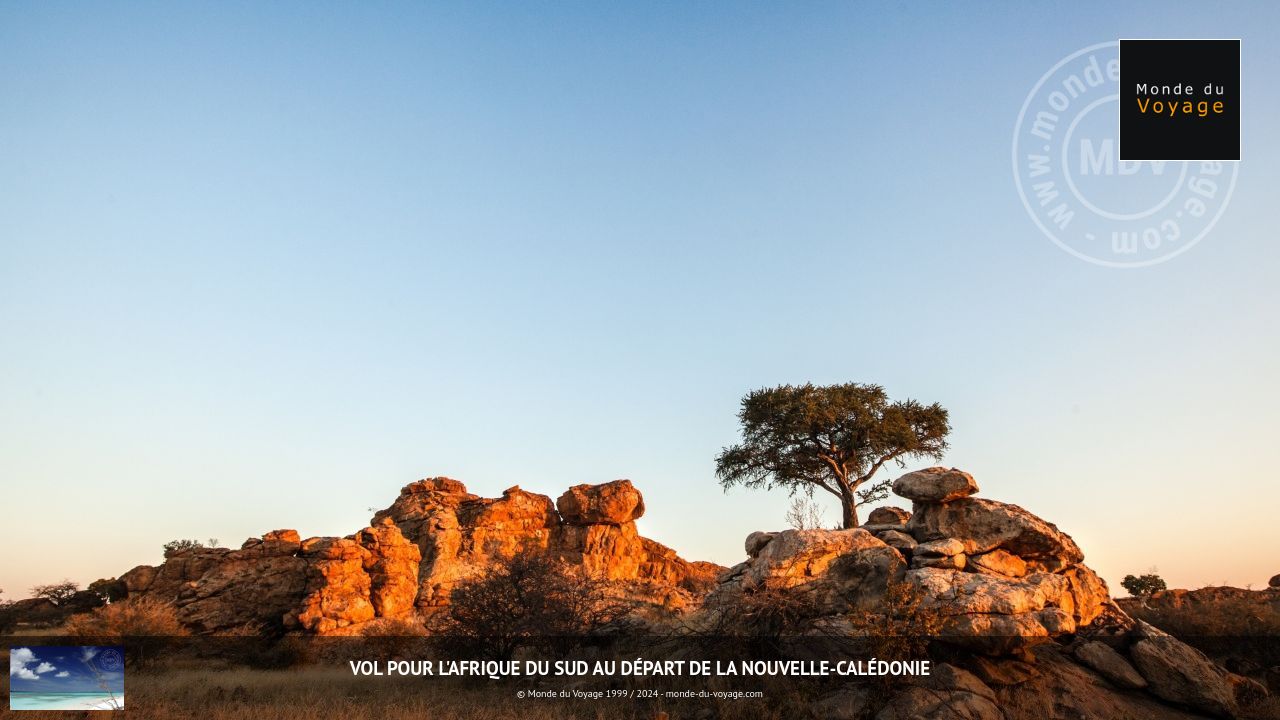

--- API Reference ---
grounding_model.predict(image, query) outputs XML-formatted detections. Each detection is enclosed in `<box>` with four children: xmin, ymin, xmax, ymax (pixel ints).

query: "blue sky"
<box><xmin>8</xmin><ymin>646</ymin><xmax>124</xmax><ymax>694</ymax></box>
<box><xmin>1</xmin><ymin>2</ymin><xmax>1278</xmax><ymax>598</ymax></box>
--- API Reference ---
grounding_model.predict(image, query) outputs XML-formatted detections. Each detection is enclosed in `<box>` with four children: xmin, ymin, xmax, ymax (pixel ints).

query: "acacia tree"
<box><xmin>30</xmin><ymin>580</ymin><xmax>79</xmax><ymax>606</ymax></box>
<box><xmin>715</xmin><ymin>383</ymin><xmax>950</xmax><ymax>528</ymax></box>
<box><xmin>1121</xmin><ymin>573</ymin><xmax>1167</xmax><ymax>598</ymax></box>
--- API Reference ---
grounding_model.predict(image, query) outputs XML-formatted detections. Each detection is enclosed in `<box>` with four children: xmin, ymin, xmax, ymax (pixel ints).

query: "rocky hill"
<box><xmin>104</xmin><ymin>468</ymin><xmax>1273</xmax><ymax>718</ymax></box>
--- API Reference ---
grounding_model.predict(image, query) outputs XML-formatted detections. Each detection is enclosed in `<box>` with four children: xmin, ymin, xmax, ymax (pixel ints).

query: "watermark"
<box><xmin>1012</xmin><ymin>41</ymin><xmax>1238</xmax><ymax>267</ymax></box>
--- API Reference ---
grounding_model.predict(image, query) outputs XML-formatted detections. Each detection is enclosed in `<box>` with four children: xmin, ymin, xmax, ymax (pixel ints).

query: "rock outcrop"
<box><xmin>707</xmin><ymin>467</ymin><xmax>1266</xmax><ymax>718</ymax></box>
<box><xmin>368</xmin><ymin>478</ymin><xmax>717</xmax><ymax>610</ymax></box>
<box><xmin>122</xmin><ymin>478</ymin><xmax>716</xmax><ymax>634</ymax></box>
<box><xmin>102</xmin><ymin>465</ymin><xmax>1269</xmax><ymax>717</ymax></box>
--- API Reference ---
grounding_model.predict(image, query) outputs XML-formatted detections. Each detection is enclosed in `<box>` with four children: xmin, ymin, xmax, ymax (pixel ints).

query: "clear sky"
<box><xmin>2</xmin><ymin>2</ymin><xmax>1278</xmax><ymax>600</ymax></box>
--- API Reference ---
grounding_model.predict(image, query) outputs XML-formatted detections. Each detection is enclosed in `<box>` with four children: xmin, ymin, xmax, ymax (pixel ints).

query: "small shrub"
<box><xmin>163</xmin><ymin>538</ymin><xmax>205</xmax><ymax>556</ymax></box>
<box><xmin>785</xmin><ymin>495</ymin><xmax>827</xmax><ymax>531</ymax></box>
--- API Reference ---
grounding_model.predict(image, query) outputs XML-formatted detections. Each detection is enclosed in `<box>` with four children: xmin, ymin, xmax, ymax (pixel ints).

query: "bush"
<box><xmin>63</xmin><ymin>597</ymin><xmax>189</xmax><ymax>669</ymax></box>
<box><xmin>63</xmin><ymin>596</ymin><xmax>187</xmax><ymax>638</ymax></box>
<box><xmin>431</xmin><ymin>552</ymin><xmax>631</xmax><ymax>661</ymax></box>
<box><xmin>163</xmin><ymin>538</ymin><xmax>205</xmax><ymax>556</ymax></box>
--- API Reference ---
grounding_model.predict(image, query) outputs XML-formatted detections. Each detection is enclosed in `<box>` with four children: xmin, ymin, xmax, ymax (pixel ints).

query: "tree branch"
<box><xmin>858</xmin><ymin>449</ymin><xmax>907</xmax><ymax>484</ymax></box>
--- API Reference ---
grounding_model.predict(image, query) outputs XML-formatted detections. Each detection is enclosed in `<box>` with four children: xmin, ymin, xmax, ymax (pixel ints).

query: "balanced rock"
<box><xmin>745</xmin><ymin>531</ymin><xmax>777</xmax><ymax>558</ymax></box>
<box><xmin>908</xmin><ymin>497</ymin><xmax>1084</xmax><ymax>571</ymax></box>
<box><xmin>892</xmin><ymin>467</ymin><xmax>978</xmax><ymax>503</ymax></box>
<box><xmin>1270</xmin><ymin>574</ymin><xmax>1280</xmax><ymax>588</ymax></box>
<box><xmin>866</xmin><ymin>506</ymin><xmax>910</xmax><ymax>526</ymax></box>
<box><xmin>557</xmin><ymin>479</ymin><xmax>645</xmax><ymax>526</ymax></box>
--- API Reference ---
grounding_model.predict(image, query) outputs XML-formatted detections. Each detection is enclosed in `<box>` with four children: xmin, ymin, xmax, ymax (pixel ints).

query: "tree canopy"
<box><xmin>715</xmin><ymin>382</ymin><xmax>950</xmax><ymax>528</ymax></box>
<box><xmin>30</xmin><ymin>580</ymin><xmax>79</xmax><ymax>606</ymax></box>
<box><xmin>1121</xmin><ymin>573</ymin><xmax>1167</xmax><ymax>598</ymax></box>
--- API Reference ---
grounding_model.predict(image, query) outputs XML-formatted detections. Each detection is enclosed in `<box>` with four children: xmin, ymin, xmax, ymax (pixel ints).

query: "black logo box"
<box><xmin>1119</xmin><ymin>39</ymin><xmax>1240</xmax><ymax>161</ymax></box>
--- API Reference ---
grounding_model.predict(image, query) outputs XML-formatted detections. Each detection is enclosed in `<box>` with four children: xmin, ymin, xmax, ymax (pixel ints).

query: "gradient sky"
<box><xmin>2</xmin><ymin>2</ymin><xmax>1278</xmax><ymax>600</ymax></box>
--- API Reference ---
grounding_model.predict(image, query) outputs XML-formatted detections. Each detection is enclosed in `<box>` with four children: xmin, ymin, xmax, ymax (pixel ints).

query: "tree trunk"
<box><xmin>839</xmin><ymin>485</ymin><xmax>858</xmax><ymax>529</ymax></box>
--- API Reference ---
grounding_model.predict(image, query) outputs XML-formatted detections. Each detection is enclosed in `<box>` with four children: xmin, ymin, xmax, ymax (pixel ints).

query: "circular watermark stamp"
<box><xmin>1012</xmin><ymin>41</ymin><xmax>1238</xmax><ymax>267</ymax></box>
<box><xmin>98</xmin><ymin>648</ymin><xmax>123</xmax><ymax>671</ymax></box>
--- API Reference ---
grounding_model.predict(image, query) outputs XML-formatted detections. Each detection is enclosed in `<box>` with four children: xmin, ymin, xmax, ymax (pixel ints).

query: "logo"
<box><xmin>1119</xmin><ymin>39</ymin><xmax>1240</xmax><ymax>161</ymax></box>
<box><xmin>1012</xmin><ymin>42</ymin><xmax>1238</xmax><ymax>267</ymax></box>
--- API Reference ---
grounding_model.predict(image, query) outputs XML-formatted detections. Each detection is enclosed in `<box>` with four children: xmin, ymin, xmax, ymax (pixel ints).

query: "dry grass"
<box><xmin>1125</xmin><ymin>594</ymin><xmax>1280</xmax><ymax>639</ymax></box>
<box><xmin>62</xmin><ymin>597</ymin><xmax>188</xmax><ymax>640</ymax></box>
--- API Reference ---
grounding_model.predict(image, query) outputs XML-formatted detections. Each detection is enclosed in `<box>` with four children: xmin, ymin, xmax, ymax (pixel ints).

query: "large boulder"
<box><xmin>728</xmin><ymin>529</ymin><xmax>905</xmax><ymax>613</ymax></box>
<box><xmin>906</xmin><ymin>568</ymin><xmax>1081</xmax><ymax>654</ymax></box>
<box><xmin>556</xmin><ymin>480</ymin><xmax>645</xmax><ymax>525</ymax></box>
<box><xmin>991</xmin><ymin>645</ymin><xmax>1219</xmax><ymax>719</ymax></box>
<box><xmin>866</xmin><ymin>506</ymin><xmax>911</xmax><ymax>527</ymax></box>
<box><xmin>892</xmin><ymin>467</ymin><xmax>978</xmax><ymax>503</ymax></box>
<box><xmin>1270</xmin><ymin>574</ymin><xmax>1280</xmax><ymax>589</ymax></box>
<box><xmin>119</xmin><ymin>564</ymin><xmax>159</xmax><ymax>596</ymax></box>
<box><xmin>875</xmin><ymin>529</ymin><xmax>917</xmax><ymax>554</ymax></box>
<box><xmin>558</xmin><ymin>522</ymin><xmax>645</xmax><ymax>580</ymax></box>
<box><xmin>1073</xmin><ymin>640</ymin><xmax>1147</xmax><ymax>689</ymax></box>
<box><xmin>908</xmin><ymin>497</ymin><xmax>1084</xmax><ymax>572</ymax></box>
<box><xmin>1060</xmin><ymin>565</ymin><xmax>1109</xmax><ymax>626</ymax></box>
<box><xmin>912</xmin><ymin>538</ymin><xmax>966</xmax><ymax>570</ymax></box>
<box><xmin>876</xmin><ymin>664</ymin><xmax>1002</xmax><ymax>720</ymax></box>
<box><xmin>1129</xmin><ymin>622</ymin><xmax>1239</xmax><ymax>718</ymax></box>
<box><xmin>967</xmin><ymin>549</ymin><xmax>1028</xmax><ymax>578</ymax></box>
<box><xmin>745</xmin><ymin>531</ymin><xmax>777</xmax><ymax>558</ymax></box>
